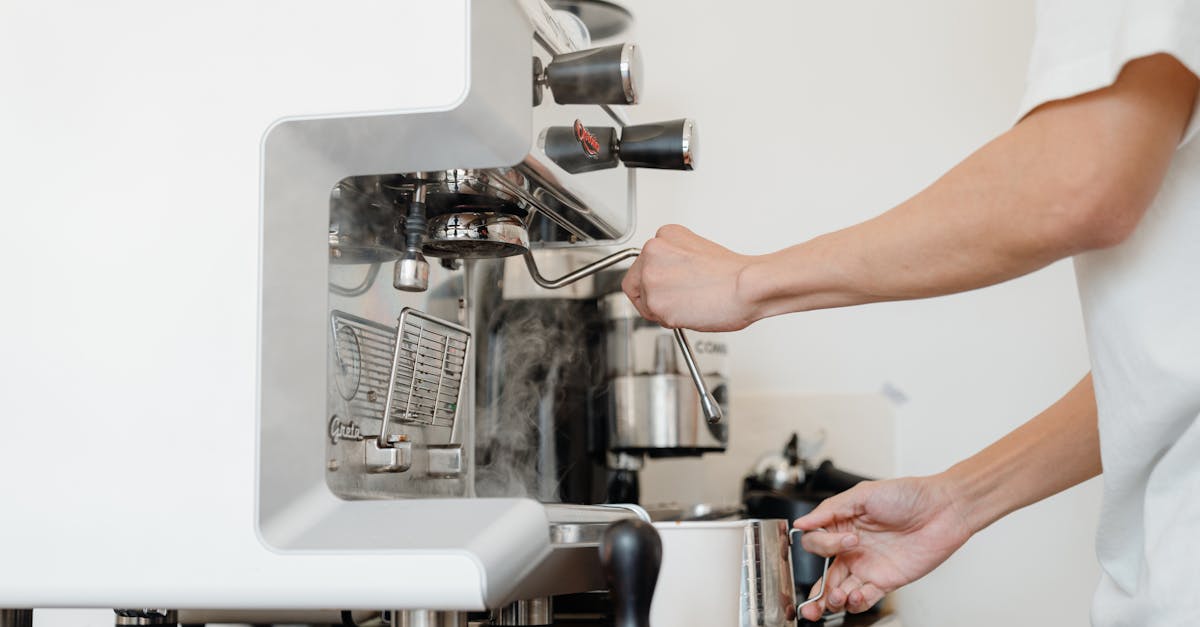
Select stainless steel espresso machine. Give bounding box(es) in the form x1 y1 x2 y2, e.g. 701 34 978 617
254 1 725 626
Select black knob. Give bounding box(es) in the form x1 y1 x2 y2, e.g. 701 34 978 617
812 459 872 493
540 121 620 174
544 43 642 105
606 468 641 504
599 519 662 627
618 118 697 171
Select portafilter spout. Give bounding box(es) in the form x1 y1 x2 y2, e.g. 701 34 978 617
522 248 724 425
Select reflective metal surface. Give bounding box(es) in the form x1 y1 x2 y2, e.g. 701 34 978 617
550 521 613 545
394 252 431 292
619 42 642 104
742 520 798 627
493 597 553 625
608 373 727 452
392 610 466 627
112 610 177 626
547 0 635 40
680 118 697 170
424 212 531 259
602 290 730 450
329 178 402 264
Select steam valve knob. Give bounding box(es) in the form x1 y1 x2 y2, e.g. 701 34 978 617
618 118 697 171
540 118 698 174
542 42 642 105
540 121 620 173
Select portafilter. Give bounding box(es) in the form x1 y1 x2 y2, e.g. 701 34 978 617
423 211 723 424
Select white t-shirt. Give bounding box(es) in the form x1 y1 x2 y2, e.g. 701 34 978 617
1018 2 1200 625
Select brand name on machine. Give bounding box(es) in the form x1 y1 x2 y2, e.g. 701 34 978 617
574 119 601 158
694 341 727 355
329 416 364 444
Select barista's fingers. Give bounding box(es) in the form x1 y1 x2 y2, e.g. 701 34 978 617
620 256 642 299
846 583 885 614
620 258 656 322
799 583 826 622
798 529 859 557
820 559 851 611
828 572 862 613
800 563 840 623
793 490 862 532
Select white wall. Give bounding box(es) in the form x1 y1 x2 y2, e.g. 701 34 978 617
622 1 1102 626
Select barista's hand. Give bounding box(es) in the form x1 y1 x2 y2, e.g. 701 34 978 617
622 225 758 331
793 476 974 620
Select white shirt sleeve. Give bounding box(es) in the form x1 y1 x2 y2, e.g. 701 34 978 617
1019 0 1200 146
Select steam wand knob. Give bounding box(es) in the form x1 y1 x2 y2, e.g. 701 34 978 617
540 118 698 174
618 118 697 171
539 42 642 106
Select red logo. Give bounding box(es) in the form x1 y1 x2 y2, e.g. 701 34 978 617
574 119 601 159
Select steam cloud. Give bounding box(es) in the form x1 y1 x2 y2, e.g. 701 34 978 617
475 299 589 499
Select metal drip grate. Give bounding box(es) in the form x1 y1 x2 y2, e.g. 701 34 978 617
329 309 470 441
330 311 396 425
384 308 470 432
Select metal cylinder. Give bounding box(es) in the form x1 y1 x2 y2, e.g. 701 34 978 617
742 520 798 627
0 610 33 627
390 610 466 627
492 597 552 625
113 610 177 626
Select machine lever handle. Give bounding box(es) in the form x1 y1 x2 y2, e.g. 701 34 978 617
672 327 722 423
600 519 662 627
521 248 724 424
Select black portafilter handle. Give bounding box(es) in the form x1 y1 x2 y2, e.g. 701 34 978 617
599 519 662 627
544 42 641 105
541 118 698 174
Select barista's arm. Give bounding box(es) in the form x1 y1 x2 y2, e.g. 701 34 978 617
942 373 1102 533
793 373 1101 618
622 54 1198 331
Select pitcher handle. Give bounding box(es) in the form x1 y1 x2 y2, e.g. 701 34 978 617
789 527 832 612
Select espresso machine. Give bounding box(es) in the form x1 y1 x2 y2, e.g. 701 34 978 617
260 0 717 625
0 2 738 626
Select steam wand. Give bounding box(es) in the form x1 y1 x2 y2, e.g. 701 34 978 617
521 248 724 424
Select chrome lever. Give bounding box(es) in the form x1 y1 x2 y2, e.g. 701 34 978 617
521 248 723 424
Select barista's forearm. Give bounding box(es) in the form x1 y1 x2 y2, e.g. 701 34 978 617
939 374 1102 534
736 54 1195 319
